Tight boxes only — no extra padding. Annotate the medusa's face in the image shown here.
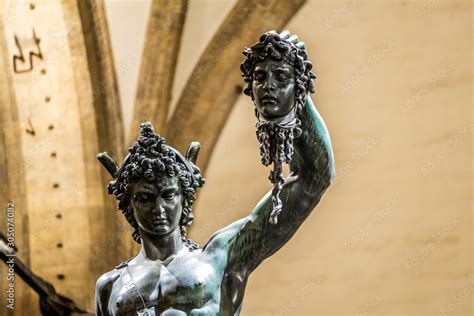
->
[252,59,296,119]
[130,175,183,236]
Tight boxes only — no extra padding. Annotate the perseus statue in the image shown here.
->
[95,31,335,316]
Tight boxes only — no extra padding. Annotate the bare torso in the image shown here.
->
[96,220,248,315]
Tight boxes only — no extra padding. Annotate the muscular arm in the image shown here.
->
[95,270,117,316]
[225,96,335,273]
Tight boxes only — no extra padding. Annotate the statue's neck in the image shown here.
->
[139,228,184,262]
[258,107,297,126]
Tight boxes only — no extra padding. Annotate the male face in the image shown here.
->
[130,175,183,236]
[252,59,296,119]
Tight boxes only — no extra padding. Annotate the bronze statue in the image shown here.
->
[95,31,335,316]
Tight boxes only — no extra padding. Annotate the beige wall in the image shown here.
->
[108,0,472,315]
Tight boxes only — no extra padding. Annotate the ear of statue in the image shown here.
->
[185,141,201,164]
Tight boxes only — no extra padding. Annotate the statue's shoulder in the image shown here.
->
[95,268,120,296]
[95,268,121,314]
[202,217,250,254]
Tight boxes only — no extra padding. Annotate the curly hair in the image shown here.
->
[240,30,316,115]
[107,122,202,250]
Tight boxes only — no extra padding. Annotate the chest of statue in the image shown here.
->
[108,252,222,315]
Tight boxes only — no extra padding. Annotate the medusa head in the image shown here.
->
[240,30,316,119]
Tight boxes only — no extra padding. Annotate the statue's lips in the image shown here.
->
[153,219,168,226]
[262,96,277,105]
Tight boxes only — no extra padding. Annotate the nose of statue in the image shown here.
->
[157,205,167,219]
[262,78,275,92]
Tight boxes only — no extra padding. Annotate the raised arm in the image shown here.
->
[225,95,335,273]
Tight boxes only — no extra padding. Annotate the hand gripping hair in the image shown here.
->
[241,30,316,224]
[97,122,204,250]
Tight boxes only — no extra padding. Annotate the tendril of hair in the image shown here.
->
[256,121,302,224]
[107,122,201,251]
